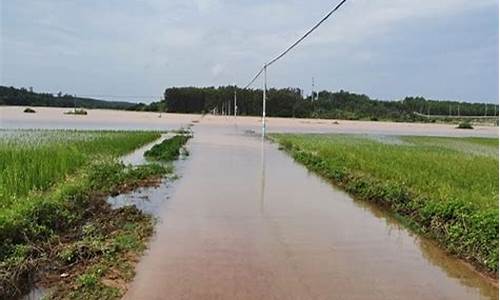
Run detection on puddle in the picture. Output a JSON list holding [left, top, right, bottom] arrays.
[[107, 178, 176, 217], [112, 133, 189, 216]]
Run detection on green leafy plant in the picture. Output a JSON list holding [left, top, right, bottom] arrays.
[[144, 134, 191, 162]]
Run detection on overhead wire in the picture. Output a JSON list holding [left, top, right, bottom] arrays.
[[242, 0, 348, 89]]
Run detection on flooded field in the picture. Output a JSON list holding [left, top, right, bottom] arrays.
[[1, 106, 498, 137], [0, 106, 197, 130], [2, 107, 498, 299]]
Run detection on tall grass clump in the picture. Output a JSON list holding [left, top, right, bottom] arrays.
[[144, 134, 191, 161], [271, 133, 499, 273]]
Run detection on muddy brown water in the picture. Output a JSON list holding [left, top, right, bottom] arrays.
[[5, 109, 497, 299], [123, 122, 498, 300]]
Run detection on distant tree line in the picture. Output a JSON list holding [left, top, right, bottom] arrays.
[[0, 86, 135, 110], [154, 86, 498, 121], [2, 85, 498, 122]]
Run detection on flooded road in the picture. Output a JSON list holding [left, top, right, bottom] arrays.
[[2, 108, 497, 299], [124, 121, 498, 300]]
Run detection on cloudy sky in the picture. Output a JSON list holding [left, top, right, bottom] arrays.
[[1, 0, 498, 103]]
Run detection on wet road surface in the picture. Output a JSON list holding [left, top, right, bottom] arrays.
[[124, 121, 497, 300]]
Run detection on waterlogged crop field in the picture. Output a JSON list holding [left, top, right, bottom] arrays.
[[0, 130, 160, 208], [0, 129, 168, 298], [271, 133, 499, 273]]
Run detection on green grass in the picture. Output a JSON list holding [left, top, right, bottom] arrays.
[[0, 130, 160, 209], [0, 130, 167, 298], [144, 134, 191, 161], [271, 133, 499, 273]]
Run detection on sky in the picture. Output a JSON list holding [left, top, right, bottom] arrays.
[[1, 0, 498, 103]]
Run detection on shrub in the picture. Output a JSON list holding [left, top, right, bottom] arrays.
[[23, 108, 36, 113], [457, 121, 473, 129], [144, 134, 191, 161]]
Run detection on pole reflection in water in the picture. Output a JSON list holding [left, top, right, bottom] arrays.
[[259, 133, 266, 214]]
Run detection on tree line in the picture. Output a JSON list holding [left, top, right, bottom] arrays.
[[152, 86, 498, 121], [0, 86, 135, 110], [2, 85, 498, 122]]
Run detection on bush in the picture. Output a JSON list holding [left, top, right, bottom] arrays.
[[23, 108, 36, 113], [144, 134, 191, 161], [457, 121, 473, 129]]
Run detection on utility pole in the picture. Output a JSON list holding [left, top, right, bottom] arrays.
[[234, 89, 237, 118], [485, 103, 487, 117], [311, 77, 315, 101], [458, 104, 460, 117], [262, 64, 267, 135]]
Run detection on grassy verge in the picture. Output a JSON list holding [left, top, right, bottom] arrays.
[[2, 161, 168, 299], [0, 130, 166, 298], [270, 133, 498, 274], [144, 134, 191, 161]]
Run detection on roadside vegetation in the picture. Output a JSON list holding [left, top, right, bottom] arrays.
[[144, 134, 191, 161], [271, 133, 498, 274], [0, 130, 171, 299]]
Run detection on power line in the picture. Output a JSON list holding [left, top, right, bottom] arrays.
[[240, 0, 349, 134], [243, 67, 265, 89], [242, 0, 348, 89], [267, 0, 348, 67]]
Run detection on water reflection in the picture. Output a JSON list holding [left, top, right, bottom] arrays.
[[259, 133, 266, 214]]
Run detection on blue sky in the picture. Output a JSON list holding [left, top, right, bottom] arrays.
[[1, 0, 498, 103]]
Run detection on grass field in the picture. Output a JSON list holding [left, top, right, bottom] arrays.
[[0, 130, 161, 209], [0, 129, 168, 298], [271, 133, 499, 273]]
